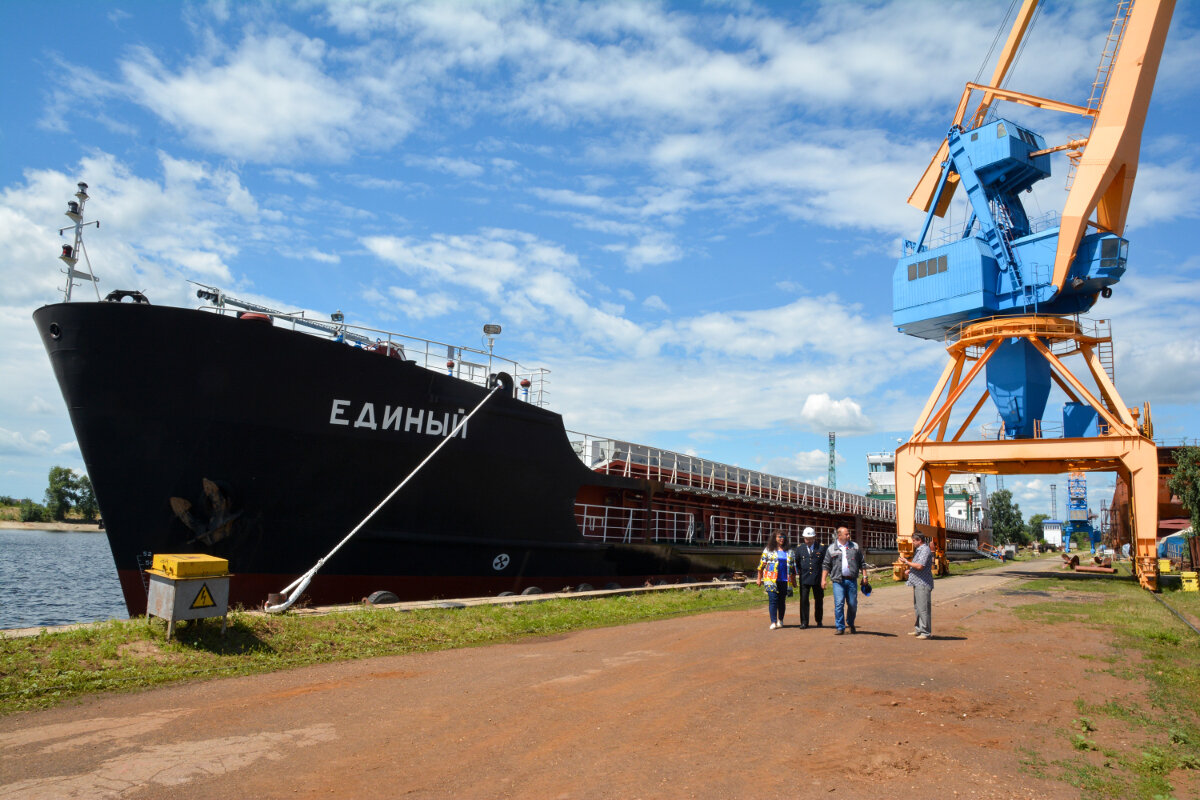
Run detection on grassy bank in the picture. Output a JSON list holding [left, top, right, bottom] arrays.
[[1013, 574, 1200, 799], [0, 587, 758, 715]]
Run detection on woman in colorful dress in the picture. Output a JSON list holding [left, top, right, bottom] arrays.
[[756, 530, 797, 629]]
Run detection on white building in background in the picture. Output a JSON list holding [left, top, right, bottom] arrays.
[[1042, 519, 1064, 548], [866, 452, 991, 542]]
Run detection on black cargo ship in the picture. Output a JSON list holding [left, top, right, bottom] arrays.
[[36, 187, 972, 615]]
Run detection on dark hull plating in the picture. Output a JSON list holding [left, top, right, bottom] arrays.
[[35, 302, 761, 615]]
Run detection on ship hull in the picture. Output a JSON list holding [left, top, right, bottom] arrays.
[[35, 301, 762, 615]]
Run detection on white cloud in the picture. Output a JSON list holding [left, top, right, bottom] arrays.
[[622, 232, 684, 270], [642, 294, 669, 312], [799, 394, 872, 433], [118, 32, 413, 162], [25, 396, 55, 415], [763, 448, 830, 480], [0, 428, 51, 455], [1126, 159, 1200, 229], [1103, 267, 1200, 405], [383, 286, 460, 320], [267, 168, 318, 188], [280, 247, 341, 264], [404, 155, 485, 178]]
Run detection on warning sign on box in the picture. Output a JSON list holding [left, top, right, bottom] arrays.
[[191, 583, 216, 609]]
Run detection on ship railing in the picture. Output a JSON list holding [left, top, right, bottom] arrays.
[[856, 533, 977, 552], [575, 503, 695, 544], [860, 530, 896, 550], [569, 433, 893, 523], [199, 303, 552, 407], [708, 517, 836, 548], [577, 504, 641, 544], [567, 432, 982, 534]]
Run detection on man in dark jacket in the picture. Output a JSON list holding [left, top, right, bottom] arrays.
[[793, 527, 825, 628], [821, 526, 868, 634]]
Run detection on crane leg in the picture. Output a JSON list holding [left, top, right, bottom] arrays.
[[926, 467, 952, 575], [1126, 441, 1160, 590], [893, 444, 922, 580]]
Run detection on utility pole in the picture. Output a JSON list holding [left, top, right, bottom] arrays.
[[827, 432, 836, 489]]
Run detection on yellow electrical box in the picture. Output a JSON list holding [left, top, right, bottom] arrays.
[[150, 553, 229, 579], [1158, 558, 1173, 574], [1182, 572, 1198, 593]]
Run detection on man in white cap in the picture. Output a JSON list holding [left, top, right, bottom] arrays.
[[794, 527, 825, 628]]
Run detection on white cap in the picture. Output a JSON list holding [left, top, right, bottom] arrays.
[[802, 527, 816, 538]]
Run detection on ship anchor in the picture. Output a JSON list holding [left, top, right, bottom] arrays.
[[170, 478, 241, 546]]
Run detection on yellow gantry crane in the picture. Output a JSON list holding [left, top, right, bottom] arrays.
[[892, 0, 1174, 590]]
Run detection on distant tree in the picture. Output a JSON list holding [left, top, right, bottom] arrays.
[[989, 489, 1025, 545], [76, 475, 99, 521], [1026, 513, 1048, 542], [1167, 446, 1200, 538], [43, 466, 80, 521], [19, 499, 47, 523]]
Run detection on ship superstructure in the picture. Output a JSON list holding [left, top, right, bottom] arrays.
[[866, 453, 989, 545]]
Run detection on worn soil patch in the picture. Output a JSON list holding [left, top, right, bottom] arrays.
[[0, 560, 1174, 799]]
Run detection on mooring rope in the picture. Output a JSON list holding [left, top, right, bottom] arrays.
[[264, 381, 504, 613], [1149, 591, 1200, 637]]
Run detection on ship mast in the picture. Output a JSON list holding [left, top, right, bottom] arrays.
[[57, 182, 101, 302]]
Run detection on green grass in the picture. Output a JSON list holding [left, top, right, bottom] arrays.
[[0, 587, 758, 715], [1011, 573, 1200, 799]]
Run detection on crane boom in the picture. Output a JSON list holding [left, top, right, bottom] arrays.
[[908, 0, 1039, 217], [1052, 0, 1175, 293]]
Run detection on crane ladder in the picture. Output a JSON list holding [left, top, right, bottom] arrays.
[[1067, 0, 1134, 188], [1095, 318, 1116, 385]]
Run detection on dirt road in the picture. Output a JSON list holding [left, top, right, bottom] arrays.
[[0, 559, 1114, 799]]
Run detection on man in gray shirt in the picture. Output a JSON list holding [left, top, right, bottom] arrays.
[[899, 532, 934, 639]]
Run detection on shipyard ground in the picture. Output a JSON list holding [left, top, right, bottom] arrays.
[[3, 557, 1196, 800]]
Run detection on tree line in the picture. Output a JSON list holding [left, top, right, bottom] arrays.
[[4, 466, 99, 523]]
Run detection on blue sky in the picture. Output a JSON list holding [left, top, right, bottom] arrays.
[[2, 0, 1198, 524]]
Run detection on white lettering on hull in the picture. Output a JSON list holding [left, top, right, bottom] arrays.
[[329, 399, 351, 425], [330, 399, 469, 439], [354, 403, 377, 429]]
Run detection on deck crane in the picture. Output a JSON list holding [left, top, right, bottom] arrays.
[[890, 0, 1173, 590]]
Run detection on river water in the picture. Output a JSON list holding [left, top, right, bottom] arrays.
[[0, 530, 127, 629]]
